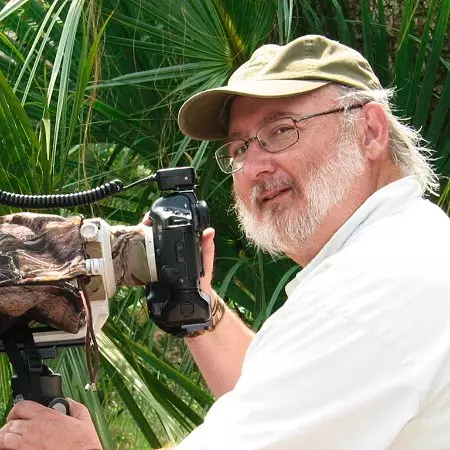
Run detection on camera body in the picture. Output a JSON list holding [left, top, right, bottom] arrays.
[[145, 167, 212, 336]]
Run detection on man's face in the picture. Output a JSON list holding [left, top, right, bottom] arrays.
[[229, 88, 367, 256]]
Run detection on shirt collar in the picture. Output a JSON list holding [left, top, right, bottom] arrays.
[[285, 176, 424, 296]]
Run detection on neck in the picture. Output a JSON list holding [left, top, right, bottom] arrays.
[[285, 197, 362, 267], [286, 168, 404, 267]]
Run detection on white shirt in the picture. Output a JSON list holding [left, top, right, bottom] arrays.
[[178, 176, 450, 449]]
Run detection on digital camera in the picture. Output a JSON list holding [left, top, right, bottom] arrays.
[[145, 167, 212, 336]]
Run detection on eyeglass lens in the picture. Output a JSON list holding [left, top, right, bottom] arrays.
[[216, 117, 299, 173]]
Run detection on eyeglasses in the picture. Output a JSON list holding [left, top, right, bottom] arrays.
[[214, 104, 365, 174]]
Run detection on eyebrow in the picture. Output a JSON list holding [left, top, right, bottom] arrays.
[[228, 111, 299, 140]]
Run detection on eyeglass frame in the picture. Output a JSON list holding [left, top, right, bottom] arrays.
[[214, 103, 366, 174]]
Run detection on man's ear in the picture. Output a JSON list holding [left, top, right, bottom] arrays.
[[356, 102, 390, 161]]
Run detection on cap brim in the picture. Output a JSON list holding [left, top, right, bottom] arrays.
[[178, 79, 330, 140]]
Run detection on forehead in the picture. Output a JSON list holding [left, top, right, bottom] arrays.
[[227, 86, 337, 138]]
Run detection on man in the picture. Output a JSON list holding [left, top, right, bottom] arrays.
[[1, 35, 450, 449]]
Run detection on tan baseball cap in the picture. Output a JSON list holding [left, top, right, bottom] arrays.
[[178, 34, 382, 141]]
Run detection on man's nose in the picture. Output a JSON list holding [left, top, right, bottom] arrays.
[[240, 139, 277, 179]]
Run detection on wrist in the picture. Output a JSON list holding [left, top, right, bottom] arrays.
[[186, 290, 226, 338]]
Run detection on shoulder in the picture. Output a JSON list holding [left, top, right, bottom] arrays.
[[318, 197, 450, 295], [276, 198, 450, 373]]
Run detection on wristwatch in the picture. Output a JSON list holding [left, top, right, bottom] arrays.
[[186, 292, 226, 338]]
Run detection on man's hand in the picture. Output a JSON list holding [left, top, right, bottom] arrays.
[[0, 400, 102, 450]]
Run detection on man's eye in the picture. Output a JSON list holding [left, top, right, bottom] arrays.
[[272, 125, 295, 135], [231, 146, 247, 158]]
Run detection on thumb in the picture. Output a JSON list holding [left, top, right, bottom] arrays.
[[141, 212, 152, 226], [66, 398, 93, 422]]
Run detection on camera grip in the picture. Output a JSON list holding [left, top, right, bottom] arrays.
[[147, 283, 212, 337]]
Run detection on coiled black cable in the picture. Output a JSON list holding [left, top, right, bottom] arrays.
[[0, 173, 158, 209], [0, 180, 124, 209]]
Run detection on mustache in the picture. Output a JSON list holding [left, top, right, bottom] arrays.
[[250, 176, 296, 208]]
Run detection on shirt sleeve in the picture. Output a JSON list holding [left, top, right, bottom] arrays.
[[176, 300, 420, 450]]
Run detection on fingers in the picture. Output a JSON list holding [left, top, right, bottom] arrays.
[[7, 398, 88, 422], [0, 428, 22, 449], [66, 399, 91, 421], [1, 401, 102, 450], [0, 420, 26, 450], [200, 227, 215, 293], [141, 212, 152, 226], [7, 401, 47, 422], [8, 399, 88, 422], [3, 420, 25, 436]]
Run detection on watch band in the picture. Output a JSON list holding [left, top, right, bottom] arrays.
[[186, 292, 226, 338]]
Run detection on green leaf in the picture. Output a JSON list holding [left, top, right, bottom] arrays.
[[360, 0, 374, 67], [0, 0, 30, 22], [413, 0, 450, 129], [102, 356, 163, 449]]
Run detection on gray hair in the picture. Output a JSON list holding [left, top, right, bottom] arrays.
[[334, 85, 439, 194]]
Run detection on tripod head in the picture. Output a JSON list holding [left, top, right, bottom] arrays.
[[2, 323, 69, 414]]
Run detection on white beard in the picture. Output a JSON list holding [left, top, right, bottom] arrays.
[[233, 137, 366, 257]]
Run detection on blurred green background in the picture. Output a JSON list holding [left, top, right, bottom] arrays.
[[0, 0, 448, 448]]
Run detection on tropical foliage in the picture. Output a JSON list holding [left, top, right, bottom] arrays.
[[0, 0, 449, 448]]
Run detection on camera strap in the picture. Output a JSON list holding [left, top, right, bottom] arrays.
[[1, 323, 44, 403]]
